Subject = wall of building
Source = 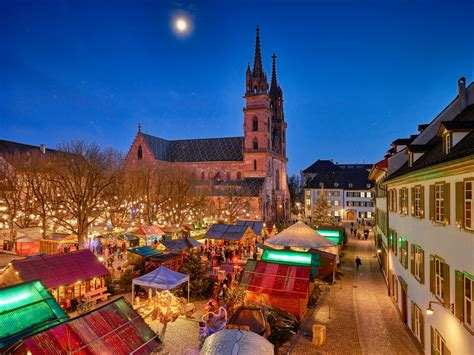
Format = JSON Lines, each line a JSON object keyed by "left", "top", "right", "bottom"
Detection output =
{"left": 387, "top": 167, "right": 474, "bottom": 354}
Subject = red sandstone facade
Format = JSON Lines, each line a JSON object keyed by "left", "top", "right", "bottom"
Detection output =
{"left": 125, "top": 27, "right": 289, "bottom": 223}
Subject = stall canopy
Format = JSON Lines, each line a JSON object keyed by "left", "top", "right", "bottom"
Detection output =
{"left": 200, "top": 329, "right": 274, "bottom": 355}
{"left": 12, "top": 250, "right": 109, "bottom": 289}
{"left": 205, "top": 224, "right": 256, "bottom": 241}
{"left": 265, "top": 222, "right": 336, "bottom": 250}
{"left": 21, "top": 298, "right": 160, "bottom": 354}
{"left": 132, "top": 265, "right": 190, "bottom": 301}
{"left": 128, "top": 246, "right": 162, "bottom": 258}
{"left": 236, "top": 220, "right": 264, "bottom": 236}
{"left": 0, "top": 280, "right": 67, "bottom": 348}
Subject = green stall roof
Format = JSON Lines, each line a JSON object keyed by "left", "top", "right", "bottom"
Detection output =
{"left": 315, "top": 229, "right": 344, "bottom": 245}
{"left": 127, "top": 245, "right": 162, "bottom": 258}
{"left": 0, "top": 280, "right": 68, "bottom": 348}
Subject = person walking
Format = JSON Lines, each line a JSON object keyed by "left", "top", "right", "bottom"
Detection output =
{"left": 355, "top": 256, "right": 362, "bottom": 270}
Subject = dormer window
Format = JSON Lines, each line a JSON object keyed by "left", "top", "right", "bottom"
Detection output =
{"left": 334, "top": 183, "right": 339, "bottom": 187}
{"left": 348, "top": 183, "right": 353, "bottom": 188}
{"left": 443, "top": 133, "right": 452, "bottom": 154}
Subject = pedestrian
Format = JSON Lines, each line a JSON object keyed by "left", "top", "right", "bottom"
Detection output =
{"left": 350, "top": 227, "right": 353, "bottom": 235}
{"left": 355, "top": 256, "right": 362, "bottom": 270}
{"left": 357, "top": 231, "right": 361, "bottom": 240}
{"left": 364, "top": 228, "right": 369, "bottom": 240}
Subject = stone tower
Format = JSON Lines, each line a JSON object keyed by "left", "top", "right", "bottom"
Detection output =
{"left": 243, "top": 26, "right": 289, "bottom": 222}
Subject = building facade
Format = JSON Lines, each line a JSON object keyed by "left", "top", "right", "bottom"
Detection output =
{"left": 124, "top": 27, "right": 290, "bottom": 223}
{"left": 382, "top": 77, "right": 473, "bottom": 354}
{"left": 302, "top": 160, "right": 374, "bottom": 221}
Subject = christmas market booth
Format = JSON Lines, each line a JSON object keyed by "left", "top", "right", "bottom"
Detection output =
{"left": 236, "top": 220, "right": 264, "bottom": 237}
{"left": 145, "top": 253, "right": 183, "bottom": 273}
{"left": 15, "top": 298, "right": 160, "bottom": 354}
{"left": 0, "top": 280, "right": 68, "bottom": 349}
{"left": 132, "top": 225, "right": 165, "bottom": 246}
{"left": 264, "top": 222, "right": 338, "bottom": 279}
{"left": 14, "top": 235, "right": 40, "bottom": 256}
{"left": 240, "top": 260, "right": 311, "bottom": 319}
{"left": 39, "top": 232, "right": 78, "bottom": 254}
{"left": 0, "top": 250, "right": 110, "bottom": 310}
{"left": 160, "top": 238, "right": 203, "bottom": 253}
{"left": 118, "top": 232, "right": 140, "bottom": 248}
{"left": 315, "top": 225, "right": 346, "bottom": 245}
{"left": 127, "top": 245, "right": 163, "bottom": 268}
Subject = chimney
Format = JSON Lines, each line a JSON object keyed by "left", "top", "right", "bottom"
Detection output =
{"left": 458, "top": 77, "right": 467, "bottom": 111}
{"left": 39, "top": 144, "right": 46, "bottom": 154}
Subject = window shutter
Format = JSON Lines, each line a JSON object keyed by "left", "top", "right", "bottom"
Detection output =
{"left": 420, "top": 309, "right": 425, "bottom": 348}
{"left": 399, "top": 189, "right": 402, "bottom": 213}
{"left": 454, "top": 270, "right": 464, "bottom": 321}
{"left": 429, "top": 185, "right": 435, "bottom": 221}
{"left": 420, "top": 250, "right": 425, "bottom": 284}
{"left": 411, "top": 187, "right": 415, "bottom": 215}
{"left": 394, "top": 189, "right": 397, "bottom": 212}
{"left": 430, "top": 326, "right": 435, "bottom": 355}
{"left": 444, "top": 183, "right": 451, "bottom": 224}
{"left": 420, "top": 186, "right": 425, "bottom": 219}
{"left": 411, "top": 301, "right": 415, "bottom": 331}
{"left": 410, "top": 244, "right": 415, "bottom": 275}
{"left": 429, "top": 255, "right": 435, "bottom": 293}
{"left": 455, "top": 182, "right": 464, "bottom": 228}
{"left": 442, "top": 262, "right": 450, "bottom": 304}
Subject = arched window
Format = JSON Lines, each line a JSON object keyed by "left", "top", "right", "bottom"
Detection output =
{"left": 252, "top": 117, "right": 258, "bottom": 131}
{"left": 226, "top": 172, "right": 231, "bottom": 180}
{"left": 137, "top": 145, "right": 143, "bottom": 160}
{"left": 253, "top": 86, "right": 258, "bottom": 94}
{"left": 253, "top": 138, "right": 258, "bottom": 150}
{"left": 237, "top": 172, "right": 242, "bottom": 180}
{"left": 253, "top": 160, "right": 257, "bottom": 171}
{"left": 276, "top": 169, "right": 280, "bottom": 190}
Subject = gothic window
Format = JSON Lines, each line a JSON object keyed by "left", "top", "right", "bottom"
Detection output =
{"left": 253, "top": 138, "right": 259, "bottom": 149}
{"left": 275, "top": 169, "right": 280, "bottom": 190}
{"left": 253, "top": 160, "right": 257, "bottom": 171}
{"left": 252, "top": 117, "right": 258, "bottom": 131}
{"left": 237, "top": 172, "right": 242, "bottom": 180}
{"left": 137, "top": 145, "right": 143, "bottom": 160}
{"left": 226, "top": 172, "right": 231, "bottom": 181}
{"left": 253, "top": 86, "right": 258, "bottom": 94}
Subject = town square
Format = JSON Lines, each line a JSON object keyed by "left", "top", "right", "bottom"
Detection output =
{"left": 1, "top": 1, "right": 473, "bottom": 354}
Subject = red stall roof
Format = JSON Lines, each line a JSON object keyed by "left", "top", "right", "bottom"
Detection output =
{"left": 23, "top": 298, "right": 160, "bottom": 354}
{"left": 240, "top": 260, "right": 311, "bottom": 299}
{"left": 12, "top": 250, "right": 109, "bottom": 289}
{"left": 132, "top": 225, "right": 164, "bottom": 237}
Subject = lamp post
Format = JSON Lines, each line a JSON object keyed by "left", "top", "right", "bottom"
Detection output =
{"left": 426, "top": 301, "right": 454, "bottom": 315}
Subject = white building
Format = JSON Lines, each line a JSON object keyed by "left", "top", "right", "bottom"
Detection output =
{"left": 384, "top": 77, "right": 474, "bottom": 354}
{"left": 302, "top": 160, "right": 374, "bottom": 221}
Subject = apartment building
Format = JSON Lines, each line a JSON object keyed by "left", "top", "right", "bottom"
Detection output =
{"left": 383, "top": 77, "right": 473, "bottom": 354}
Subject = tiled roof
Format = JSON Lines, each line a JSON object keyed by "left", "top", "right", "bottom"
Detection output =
{"left": 205, "top": 224, "right": 255, "bottom": 241}
{"left": 22, "top": 298, "right": 160, "bottom": 354}
{"left": 387, "top": 104, "right": 474, "bottom": 180}
{"left": 302, "top": 160, "right": 336, "bottom": 173}
{"left": 304, "top": 168, "right": 373, "bottom": 190}
{"left": 195, "top": 178, "right": 265, "bottom": 197}
{"left": 0, "top": 280, "right": 67, "bottom": 348}
{"left": 13, "top": 250, "right": 109, "bottom": 289}
{"left": 142, "top": 133, "right": 244, "bottom": 162}
{"left": 0, "top": 140, "right": 56, "bottom": 156}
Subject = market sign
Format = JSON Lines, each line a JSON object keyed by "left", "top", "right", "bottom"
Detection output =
{"left": 262, "top": 250, "right": 312, "bottom": 266}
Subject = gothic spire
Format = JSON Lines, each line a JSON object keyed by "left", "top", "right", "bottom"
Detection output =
{"left": 253, "top": 26, "right": 264, "bottom": 79}
{"left": 270, "top": 53, "right": 278, "bottom": 95}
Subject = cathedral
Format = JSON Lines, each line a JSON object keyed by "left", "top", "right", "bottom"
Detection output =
{"left": 125, "top": 27, "right": 289, "bottom": 223}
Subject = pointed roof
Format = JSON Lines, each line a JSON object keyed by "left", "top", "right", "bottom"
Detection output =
{"left": 132, "top": 265, "right": 189, "bottom": 290}
{"left": 252, "top": 26, "right": 264, "bottom": 80}
{"left": 265, "top": 222, "right": 336, "bottom": 249}
{"left": 270, "top": 53, "right": 278, "bottom": 95}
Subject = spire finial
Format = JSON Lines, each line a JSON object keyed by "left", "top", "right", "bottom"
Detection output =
{"left": 138, "top": 122, "right": 142, "bottom": 133}
{"left": 253, "top": 25, "right": 264, "bottom": 79}
{"left": 270, "top": 54, "right": 278, "bottom": 92}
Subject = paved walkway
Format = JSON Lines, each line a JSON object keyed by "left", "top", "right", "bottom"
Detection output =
{"left": 282, "top": 228, "right": 420, "bottom": 355}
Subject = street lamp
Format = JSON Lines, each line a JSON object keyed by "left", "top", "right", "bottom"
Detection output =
{"left": 426, "top": 301, "right": 454, "bottom": 315}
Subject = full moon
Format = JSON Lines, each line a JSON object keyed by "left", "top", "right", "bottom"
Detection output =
{"left": 175, "top": 18, "right": 188, "bottom": 32}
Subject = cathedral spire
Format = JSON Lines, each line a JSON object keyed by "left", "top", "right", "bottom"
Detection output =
{"left": 252, "top": 26, "right": 264, "bottom": 80}
{"left": 270, "top": 53, "right": 278, "bottom": 96}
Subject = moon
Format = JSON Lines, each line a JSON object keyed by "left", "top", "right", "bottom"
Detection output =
{"left": 175, "top": 18, "right": 188, "bottom": 32}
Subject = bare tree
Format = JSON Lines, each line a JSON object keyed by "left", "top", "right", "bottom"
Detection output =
{"left": 219, "top": 189, "right": 252, "bottom": 223}
{"left": 47, "top": 141, "right": 119, "bottom": 247}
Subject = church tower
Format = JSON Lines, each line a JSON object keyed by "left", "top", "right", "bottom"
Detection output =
{"left": 243, "top": 26, "right": 273, "bottom": 178}
{"left": 243, "top": 27, "right": 289, "bottom": 222}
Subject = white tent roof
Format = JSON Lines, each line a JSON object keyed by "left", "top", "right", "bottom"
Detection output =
{"left": 200, "top": 329, "right": 274, "bottom": 355}
{"left": 265, "top": 221, "right": 337, "bottom": 249}
{"left": 132, "top": 265, "right": 189, "bottom": 290}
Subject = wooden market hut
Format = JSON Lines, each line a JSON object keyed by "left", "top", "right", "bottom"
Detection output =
{"left": 236, "top": 220, "right": 264, "bottom": 237}
{"left": 0, "top": 280, "right": 68, "bottom": 350}
{"left": 240, "top": 260, "right": 311, "bottom": 319}
{"left": 145, "top": 252, "right": 183, "bottom": 272}
{"left": 127, "top": 245, "right": 163, "bottom": 268}
{"left": 131, "top": 225, "right": 164, "bottom": 246}
{"left": 1, "top": 250, "right": 110, "bottom": 310}
{"left": 39, "top": 232, "right": 78, "bottom": 255}
{"left": 204, "top": 224, "right": 257, "bottom": 244}
{"left": 315, "top": 225, "right": 347, "bottom": 245}
{"left": 15, "top": 298, "right": 160, "bottom": 354}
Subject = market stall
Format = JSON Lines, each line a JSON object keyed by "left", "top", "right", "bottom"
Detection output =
{"left": 15, "top": 235, "right": 40, "bottom": 256}
{"left": 118, "top": 232, "right": 140, "bottom": 248}
{"left": 127, "top": 245, "right": 163, "bottom": 268}
{"left": 39, "top": 233, "right": 78, "bottom": 254}
{"left": 132, "top": 225, "right": 165, "bottom": 246}
{"left": 315, "top": 225, "right": 346, "bottom": 245}
{"left": 146, "top": 253, "right": 183, "bottom": 272}
{"left": 132, "top": 265, "right": 190, "bottom": 303}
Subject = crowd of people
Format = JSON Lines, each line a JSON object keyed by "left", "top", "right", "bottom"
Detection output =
{"left": 202, "top": 240, "right": 256, "bottom": 267}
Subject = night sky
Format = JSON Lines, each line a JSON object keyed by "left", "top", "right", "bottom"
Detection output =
{"left": 1, "top": 0, "right": 473, "bottom": 174}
